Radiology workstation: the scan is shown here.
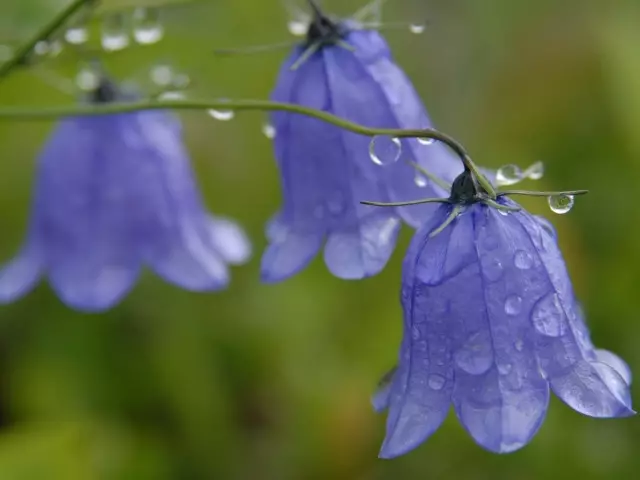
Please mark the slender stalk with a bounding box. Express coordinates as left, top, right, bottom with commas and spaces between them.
498, 189, 589, 197
0, 99, 471, 161
0, 0, 91, 80
361, 198, 451, 207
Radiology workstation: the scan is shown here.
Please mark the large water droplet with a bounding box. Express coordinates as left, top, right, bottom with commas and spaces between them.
417, 137, 435, 145
132, 7, 164, 45
481, 256, 503, 282
532, 293, 565, 337
101, 14, 130, 51
64, 26, 89, 45
548, 194, 574, 214
76, 64, 99, 91
428, 374, 445, 390
262, 123, 276, 139
496, 164, 523, 186
409, 23, 426, 34
150, 64, 173, 87
414, 172, 428, 188
369, 136, 401, 166
208, 104, 235, 121
454, 332, 493, 375
504, 295, 522, 315
287, 19, 308, 36
524, 161, 544, 180
513, 250, 533, 270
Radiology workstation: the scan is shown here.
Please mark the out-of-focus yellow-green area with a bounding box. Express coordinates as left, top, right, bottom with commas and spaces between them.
0, 0, 639, 478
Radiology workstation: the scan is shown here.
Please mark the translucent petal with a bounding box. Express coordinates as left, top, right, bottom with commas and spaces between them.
516, 209, 634, 417
205, 216, 252, 265
261, 229, 323, 283
325, 29, 463, 228
595, 349, 632, 386
381, 208, 455, 459
452, 206, 550, 453
324, 213, 400, 279
0, 243, 43, 303
549, 360, 634, 418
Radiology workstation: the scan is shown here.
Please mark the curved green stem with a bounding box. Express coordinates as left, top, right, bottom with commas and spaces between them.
0, 99, 470, 160
0, 0, 91, 80
498, 189, 589, 197
361, 198, 451, 207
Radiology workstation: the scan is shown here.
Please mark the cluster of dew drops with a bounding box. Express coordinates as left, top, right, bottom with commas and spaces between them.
0, 5, 574, 216
368, 135, 575, 214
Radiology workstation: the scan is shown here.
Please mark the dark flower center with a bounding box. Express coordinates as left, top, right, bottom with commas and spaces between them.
90, 77, 119, 104
449, 170, 490, 204
304, 2, 348, 47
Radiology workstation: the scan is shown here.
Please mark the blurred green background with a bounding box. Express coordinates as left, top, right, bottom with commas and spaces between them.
0, 0, 639, 478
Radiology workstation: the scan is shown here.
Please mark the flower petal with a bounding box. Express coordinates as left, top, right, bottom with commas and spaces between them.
516, 211, 634, 417
328, 29, 463, 228
261, 228, 323, 283
36, 117, 141, 311
452, 207, 550, 453
324, 213, 400, 279
0, 242, 43, 303
380, 208, 456, 459
205, 215, 252, 265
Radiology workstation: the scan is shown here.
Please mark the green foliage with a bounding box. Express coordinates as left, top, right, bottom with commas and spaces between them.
0, 0, 639, 478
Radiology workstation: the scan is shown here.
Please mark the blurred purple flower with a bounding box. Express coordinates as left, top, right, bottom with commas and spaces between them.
375, 194, 633, 457
262, 5, 465, 282
0, 79, 251, 312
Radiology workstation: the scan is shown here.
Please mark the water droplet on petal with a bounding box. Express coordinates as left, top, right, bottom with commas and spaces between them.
428, 374, 445, 390
504, 295, 523, 315
414, 172, 428, 188
548, 194, 574, 214
262, 123, 276, 139
417, 137, 434, 145
101, 13, 130, 51
150, 64, 173, 87
208, 104, 235, 121
532, 293, 565, 337
481, 256, 503, 282
514, 340, 524, 352
513, 250, 533, 269
525, 161, 544, 180
409, 23, 426, 34
498, 363, 512, 375
454, 332, 493, 375
64, 26, 89, 45
288, 19, 308, 36
369, 136, 401, 166
132, 7, 164, 45
496, 164, 523, 186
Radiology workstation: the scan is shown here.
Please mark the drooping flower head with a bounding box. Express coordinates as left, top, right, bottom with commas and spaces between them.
0, 75, 251, 312
262, 0, 466, 282
372, 167, 633, 456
